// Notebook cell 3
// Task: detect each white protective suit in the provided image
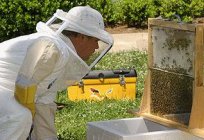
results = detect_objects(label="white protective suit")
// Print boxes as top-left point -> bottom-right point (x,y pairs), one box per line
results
0,6 -> 113,140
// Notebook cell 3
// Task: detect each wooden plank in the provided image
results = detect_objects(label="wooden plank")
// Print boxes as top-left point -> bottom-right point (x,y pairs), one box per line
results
139,72 -> 151,113
139,18 -> 153,114
190,129 -> 204,138
148,18 -> 153,68
189,25 -> 204,129
141,113 -> 188,130
148,18 -> 195,32
189,87 -> 204,129
147,19 -> 153,113
139,19 -> 154,114
141,113 -> 204,138
194,25 -> 204,86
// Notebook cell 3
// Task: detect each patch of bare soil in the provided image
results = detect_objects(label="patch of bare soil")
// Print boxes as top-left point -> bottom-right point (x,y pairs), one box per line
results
106,25 -> 148,34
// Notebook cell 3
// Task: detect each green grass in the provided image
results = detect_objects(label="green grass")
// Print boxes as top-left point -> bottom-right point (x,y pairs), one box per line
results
55,50 -> 147,140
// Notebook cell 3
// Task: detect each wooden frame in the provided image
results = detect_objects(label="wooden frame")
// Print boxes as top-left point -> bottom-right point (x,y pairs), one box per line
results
189,25 -> 204,130
139,18 -> 204,138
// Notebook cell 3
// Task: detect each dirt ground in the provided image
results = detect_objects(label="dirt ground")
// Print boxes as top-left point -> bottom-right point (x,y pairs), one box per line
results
106,25 -> 148,34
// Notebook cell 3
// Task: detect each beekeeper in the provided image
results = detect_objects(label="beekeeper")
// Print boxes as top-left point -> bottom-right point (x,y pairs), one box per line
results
0,6 -> 113,140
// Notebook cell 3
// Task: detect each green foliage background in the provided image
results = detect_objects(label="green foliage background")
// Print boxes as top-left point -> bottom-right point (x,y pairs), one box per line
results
56,50 -> 147,140
0,0 -> 203,42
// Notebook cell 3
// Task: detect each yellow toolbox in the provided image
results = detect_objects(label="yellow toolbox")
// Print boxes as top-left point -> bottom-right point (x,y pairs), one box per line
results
67,69 -> 137,101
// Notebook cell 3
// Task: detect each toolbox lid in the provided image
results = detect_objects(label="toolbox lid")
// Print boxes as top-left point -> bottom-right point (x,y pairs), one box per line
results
83,69 -> 137,79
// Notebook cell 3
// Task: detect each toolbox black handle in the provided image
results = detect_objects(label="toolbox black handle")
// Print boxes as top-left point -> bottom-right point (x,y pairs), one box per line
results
113,69 -> 130,75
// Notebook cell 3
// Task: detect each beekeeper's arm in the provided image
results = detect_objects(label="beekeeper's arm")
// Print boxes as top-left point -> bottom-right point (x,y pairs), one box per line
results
32,40 -> 59,82
15,37 -> 60,116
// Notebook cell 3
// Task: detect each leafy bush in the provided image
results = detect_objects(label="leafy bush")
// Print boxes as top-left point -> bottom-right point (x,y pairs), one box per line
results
87,0 -> 123,26
122,0 -> 157,27
0,0 -> 61,42
159,0 -> 204,22
0,0 -> 122,42
189,0 -> 204,19
59,0 -> 88,12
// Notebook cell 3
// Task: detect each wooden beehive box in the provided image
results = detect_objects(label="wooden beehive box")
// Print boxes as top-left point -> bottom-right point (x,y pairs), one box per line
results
139,18 -> 204,138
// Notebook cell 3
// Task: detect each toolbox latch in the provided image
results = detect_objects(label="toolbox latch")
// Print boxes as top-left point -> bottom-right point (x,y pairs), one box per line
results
78,80 -> 84,93
113,69 -> 129,86
98,73 -> 105,82
119,75 -> 126,86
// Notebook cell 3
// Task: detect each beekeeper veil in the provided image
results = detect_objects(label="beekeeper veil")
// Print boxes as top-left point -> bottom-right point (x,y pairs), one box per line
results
36,6 -> 113,86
